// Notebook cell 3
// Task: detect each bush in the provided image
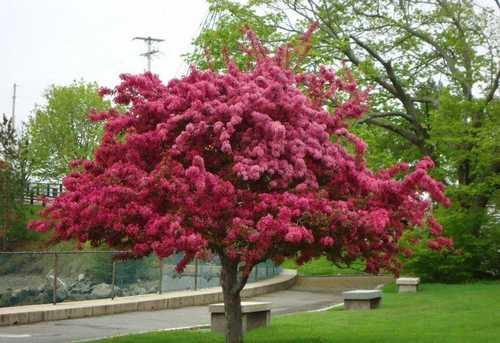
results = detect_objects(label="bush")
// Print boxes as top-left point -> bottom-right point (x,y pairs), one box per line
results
6,205 -> 43,244
0,164 -> 37,249
405,202 -> 500,282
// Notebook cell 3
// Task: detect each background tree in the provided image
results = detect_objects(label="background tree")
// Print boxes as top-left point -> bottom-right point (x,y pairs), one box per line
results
31,32 -> 451,343
189,0 -> 500,281
27,80 -> 111,179
0,114 -> 32,250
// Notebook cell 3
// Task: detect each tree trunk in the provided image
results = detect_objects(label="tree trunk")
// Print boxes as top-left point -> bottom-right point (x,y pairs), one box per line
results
1,233 -> 5,251
220,256 -> 244,343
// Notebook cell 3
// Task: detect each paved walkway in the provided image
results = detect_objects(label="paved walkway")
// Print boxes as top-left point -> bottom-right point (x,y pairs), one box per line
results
0,289 -> 342,343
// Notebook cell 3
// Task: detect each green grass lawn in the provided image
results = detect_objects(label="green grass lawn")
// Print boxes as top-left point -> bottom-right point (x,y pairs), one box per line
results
96,281 -> 500,343
282,257 -> 366,276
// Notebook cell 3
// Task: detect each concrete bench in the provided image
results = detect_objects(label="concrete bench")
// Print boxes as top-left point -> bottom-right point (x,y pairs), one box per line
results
342,290 -> 382,310
208,301 -> 271,334
396,277 -> 420,293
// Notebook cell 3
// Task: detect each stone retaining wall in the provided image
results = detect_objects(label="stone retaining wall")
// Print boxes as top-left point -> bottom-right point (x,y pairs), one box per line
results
294,275 -> 394,293
0,270 -> 297,327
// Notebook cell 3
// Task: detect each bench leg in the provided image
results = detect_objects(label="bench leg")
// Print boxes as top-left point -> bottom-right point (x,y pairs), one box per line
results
211,310 -> 271,334
246,310 -> 270,332
398,285 -> 419,293
211,313 -> 226,334
344,298 -> 381,310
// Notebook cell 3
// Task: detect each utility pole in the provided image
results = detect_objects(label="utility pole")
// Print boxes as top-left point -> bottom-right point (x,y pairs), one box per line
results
11,83 -> 17,128
133,36 -> 164,72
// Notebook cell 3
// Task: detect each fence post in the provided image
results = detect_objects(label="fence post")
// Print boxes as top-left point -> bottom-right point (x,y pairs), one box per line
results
158,257 -> 164,294
30,192 -> 34,205
111,259 -> 116,299
53,253 -> 58,305
46,184 -> 50,197
59,183 -> 63,195
194,259 -> 199,291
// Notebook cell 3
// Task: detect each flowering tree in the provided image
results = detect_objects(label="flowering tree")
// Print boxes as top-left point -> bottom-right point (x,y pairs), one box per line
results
31,28 -> 451,343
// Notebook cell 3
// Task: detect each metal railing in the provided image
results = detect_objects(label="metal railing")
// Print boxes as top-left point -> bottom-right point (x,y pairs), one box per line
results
0,251 -> 281,308
24,182 -> 63,205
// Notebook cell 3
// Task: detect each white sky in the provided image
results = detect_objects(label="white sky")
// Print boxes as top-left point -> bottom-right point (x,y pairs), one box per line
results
0,0 -> 209,129
1,0 -> 497,131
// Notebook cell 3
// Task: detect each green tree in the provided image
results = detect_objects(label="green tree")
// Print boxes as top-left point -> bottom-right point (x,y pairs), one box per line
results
27,81 -> 111,179
0,159 -> 20,250
189,0 -> 500,280
0,114 -> 32,250
190,0 -> 499,159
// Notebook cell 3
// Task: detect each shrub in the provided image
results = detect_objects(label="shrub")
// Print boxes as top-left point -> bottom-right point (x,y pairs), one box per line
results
405,200 -> 500,282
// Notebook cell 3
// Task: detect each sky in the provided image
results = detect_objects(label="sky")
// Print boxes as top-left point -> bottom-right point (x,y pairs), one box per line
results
1,0 -> 497,132
0,0 -> 209,130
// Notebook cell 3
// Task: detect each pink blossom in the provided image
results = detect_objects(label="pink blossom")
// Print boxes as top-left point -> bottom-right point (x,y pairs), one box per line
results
320,236 -> 335,248
29,28 -> 451,275
428,217 -> 444,236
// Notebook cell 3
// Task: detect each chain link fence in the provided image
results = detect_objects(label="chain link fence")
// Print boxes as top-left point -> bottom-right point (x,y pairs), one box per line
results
0,251 -> 281,308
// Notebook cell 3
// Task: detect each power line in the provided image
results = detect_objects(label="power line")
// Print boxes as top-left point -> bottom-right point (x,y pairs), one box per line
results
133,36 -> 164,72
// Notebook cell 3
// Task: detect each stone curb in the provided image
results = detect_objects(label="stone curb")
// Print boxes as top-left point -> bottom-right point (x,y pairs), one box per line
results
0,270 -> 297,327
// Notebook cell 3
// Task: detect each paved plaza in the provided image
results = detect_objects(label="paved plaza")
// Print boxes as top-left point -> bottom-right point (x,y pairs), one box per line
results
0,289 -> 342,343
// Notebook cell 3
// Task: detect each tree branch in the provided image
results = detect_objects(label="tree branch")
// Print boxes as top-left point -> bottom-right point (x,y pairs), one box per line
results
283,1 -> 401,98
358,117 -> 423,148
437,0 -> 474,99
232,265 -> 251,294
349,35 -> 413,105
485,67 -> 500,106
397,27 -> 470,98
358,111 -> 414,124
283,0 -> 432,150
355,8 -> 472,99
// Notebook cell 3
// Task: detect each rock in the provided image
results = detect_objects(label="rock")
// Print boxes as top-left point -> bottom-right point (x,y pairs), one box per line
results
12,287 -> 39,299
18,287 -> 39,300
69,280 -> 93,295
128,284 -> 147,295
45,274 -> 68,294
38,274 -> 68,303
0,290 -> 13,307
55,288 -> 67,302
90,283 -> 113,298
78,273 -> 85,282
113,287 -> 123,297
41,286 -> 67,303
147,285 -> 159,294
1,287 -> 44,307
33,292 -> 50,304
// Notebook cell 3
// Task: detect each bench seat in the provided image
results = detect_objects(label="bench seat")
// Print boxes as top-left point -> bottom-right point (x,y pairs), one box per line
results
342,290 -> 382,310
